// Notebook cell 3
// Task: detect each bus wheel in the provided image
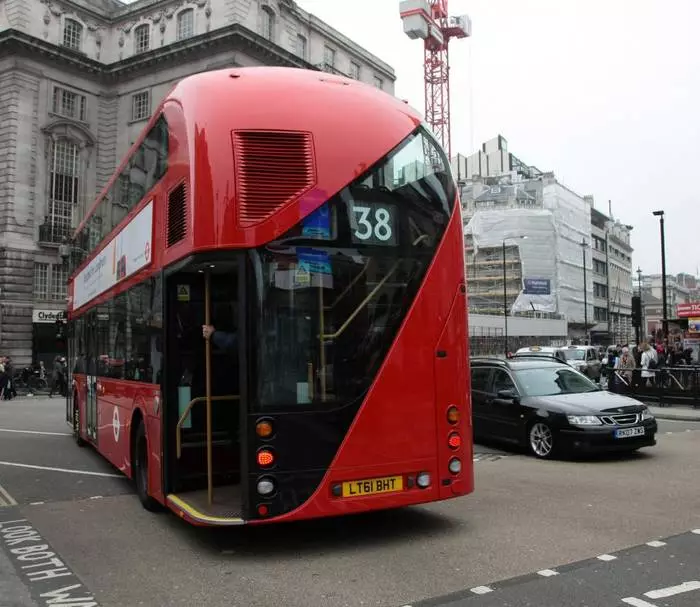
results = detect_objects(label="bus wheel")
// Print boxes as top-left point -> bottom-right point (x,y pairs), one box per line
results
132,422 -> 161,512
73,394 -> 86,448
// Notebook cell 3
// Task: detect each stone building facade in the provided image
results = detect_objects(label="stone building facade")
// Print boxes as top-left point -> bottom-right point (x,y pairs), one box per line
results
0,0 -> 395,366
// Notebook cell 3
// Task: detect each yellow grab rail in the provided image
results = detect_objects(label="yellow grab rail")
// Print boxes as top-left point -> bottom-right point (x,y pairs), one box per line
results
175,395 -> 240,460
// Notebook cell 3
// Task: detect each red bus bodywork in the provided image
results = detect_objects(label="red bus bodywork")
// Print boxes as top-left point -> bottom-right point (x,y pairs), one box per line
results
67,67 -> 473,526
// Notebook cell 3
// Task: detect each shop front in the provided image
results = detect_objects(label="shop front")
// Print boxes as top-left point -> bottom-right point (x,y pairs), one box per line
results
32,309 -> 67,368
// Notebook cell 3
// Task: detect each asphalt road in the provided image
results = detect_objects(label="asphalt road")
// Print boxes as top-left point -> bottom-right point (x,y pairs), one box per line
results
412,530 -> 700,606
0,397 -> 698,607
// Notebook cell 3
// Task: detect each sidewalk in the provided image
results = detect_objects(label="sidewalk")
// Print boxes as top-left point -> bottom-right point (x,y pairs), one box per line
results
646,404 -> 700,422
0,539 -> 37,607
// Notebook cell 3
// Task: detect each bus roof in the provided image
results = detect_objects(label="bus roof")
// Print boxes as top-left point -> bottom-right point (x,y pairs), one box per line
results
74,67 -> 424,242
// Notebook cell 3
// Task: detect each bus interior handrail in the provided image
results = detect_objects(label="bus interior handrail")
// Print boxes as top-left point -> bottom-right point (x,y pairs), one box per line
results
175,395 -> 240,459
320,234 -> 428,341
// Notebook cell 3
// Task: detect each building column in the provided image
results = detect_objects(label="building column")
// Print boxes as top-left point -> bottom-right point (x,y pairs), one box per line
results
0,69 -> 41,365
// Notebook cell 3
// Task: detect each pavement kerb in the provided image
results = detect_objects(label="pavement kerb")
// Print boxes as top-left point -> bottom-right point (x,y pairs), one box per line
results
646,405 -> 700,422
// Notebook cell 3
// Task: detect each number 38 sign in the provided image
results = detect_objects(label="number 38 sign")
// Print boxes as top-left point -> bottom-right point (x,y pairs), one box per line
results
349,202 -> 398,246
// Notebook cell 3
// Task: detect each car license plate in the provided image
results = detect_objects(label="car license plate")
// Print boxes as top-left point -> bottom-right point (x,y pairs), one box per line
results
614,427 -> 645,439
341,475 -> 403,498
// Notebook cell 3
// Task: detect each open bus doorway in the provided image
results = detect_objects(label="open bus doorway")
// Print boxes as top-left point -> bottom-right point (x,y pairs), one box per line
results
164,257 -> 245,522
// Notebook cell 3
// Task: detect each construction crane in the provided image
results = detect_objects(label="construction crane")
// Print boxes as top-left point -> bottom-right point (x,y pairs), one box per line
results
399,0 -> 471,158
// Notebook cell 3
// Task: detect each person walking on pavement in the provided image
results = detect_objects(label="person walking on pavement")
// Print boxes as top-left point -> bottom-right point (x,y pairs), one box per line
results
49,355 -> 64,398
640,342 -> 658,387
615,347 -> 636,390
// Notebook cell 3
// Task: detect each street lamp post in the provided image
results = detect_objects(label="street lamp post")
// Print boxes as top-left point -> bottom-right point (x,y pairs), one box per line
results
636,266 -> 643,344
581,239 -> 589,345
652,210 -> 668,340
502,236 -> 527,356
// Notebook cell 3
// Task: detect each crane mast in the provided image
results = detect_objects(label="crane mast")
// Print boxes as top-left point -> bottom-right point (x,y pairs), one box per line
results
400,0 -> 471,158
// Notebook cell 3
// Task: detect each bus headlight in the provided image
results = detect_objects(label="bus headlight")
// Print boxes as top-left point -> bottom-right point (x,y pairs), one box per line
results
416,472 -> 431,488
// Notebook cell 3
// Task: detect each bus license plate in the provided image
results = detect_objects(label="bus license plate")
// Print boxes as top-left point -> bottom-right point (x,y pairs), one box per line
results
341,475 -> 403,498
615,427 -> 645,439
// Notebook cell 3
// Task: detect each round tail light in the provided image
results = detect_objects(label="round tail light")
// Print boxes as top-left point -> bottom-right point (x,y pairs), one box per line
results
257,449 -> 275,467
448,432 -> 462,450
447,406 -> 460,424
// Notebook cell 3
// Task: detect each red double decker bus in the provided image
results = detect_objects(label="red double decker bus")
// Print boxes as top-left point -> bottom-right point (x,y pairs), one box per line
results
65,66 -> 472,526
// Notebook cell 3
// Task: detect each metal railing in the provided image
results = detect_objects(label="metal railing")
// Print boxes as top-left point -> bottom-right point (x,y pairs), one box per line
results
38,221 -> 72,245
604,365 -> 700,408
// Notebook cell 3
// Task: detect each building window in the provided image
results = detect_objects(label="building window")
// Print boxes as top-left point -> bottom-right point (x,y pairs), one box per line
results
45,139 -> 79,244
373,76 -> 383,89
296,34 -> 307,60
260,6 -> 274,41
63,18 -> 83,51
52,87 -> 86,122
593,259 -> 607,275
134,24 -> 150,54
349,61 -> 360,80
323,46 -> 336,68
177,9 -> 194,41
34,263 -> 49,300
51,265 -> 68,301
594,306 -> 608,322
594,283 -> 608,298
131,91 -> 150,121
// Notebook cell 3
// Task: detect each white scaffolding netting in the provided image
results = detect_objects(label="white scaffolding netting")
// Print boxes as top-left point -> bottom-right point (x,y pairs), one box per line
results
464,179 -> 591,322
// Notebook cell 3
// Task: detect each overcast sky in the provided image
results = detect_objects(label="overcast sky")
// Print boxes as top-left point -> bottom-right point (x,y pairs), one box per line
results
298,0 -> 700,277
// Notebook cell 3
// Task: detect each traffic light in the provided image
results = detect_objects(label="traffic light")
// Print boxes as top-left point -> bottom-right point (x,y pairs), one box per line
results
631,295 -> 642,327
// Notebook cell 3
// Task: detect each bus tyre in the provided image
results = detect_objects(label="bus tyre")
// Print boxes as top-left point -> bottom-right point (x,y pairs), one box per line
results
73,395 -> 86,447
528,421 -> 556,459
133,422 -> 161,512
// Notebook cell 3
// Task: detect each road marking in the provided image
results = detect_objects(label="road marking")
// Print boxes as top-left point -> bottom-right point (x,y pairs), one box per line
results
597,554 -> 617,561
0,484 -> 17,507
0,461 -> 122,478
470,586 -> 493,595
0,517 -> 98,605
537,569 -> 559,577
29,502 -> 45,506
622,598 -> 658,607
0,428 -> 71,437
646,540 -> 666,547
645,581 -> 700,599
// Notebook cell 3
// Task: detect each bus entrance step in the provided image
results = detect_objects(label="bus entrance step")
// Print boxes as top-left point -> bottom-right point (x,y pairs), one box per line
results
167,485 -> 243,524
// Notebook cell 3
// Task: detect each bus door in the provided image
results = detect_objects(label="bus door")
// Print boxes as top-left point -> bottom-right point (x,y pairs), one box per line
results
84,309 -> 99,441
165,259 -> 243,515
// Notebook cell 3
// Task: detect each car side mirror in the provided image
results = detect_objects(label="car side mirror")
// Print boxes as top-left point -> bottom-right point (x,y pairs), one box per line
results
496,389 -> 518,401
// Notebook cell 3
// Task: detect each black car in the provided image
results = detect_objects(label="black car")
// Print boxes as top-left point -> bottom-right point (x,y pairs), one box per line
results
470,357 -> 657,459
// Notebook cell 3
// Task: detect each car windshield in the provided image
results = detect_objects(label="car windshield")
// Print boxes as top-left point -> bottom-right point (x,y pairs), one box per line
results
562,349 -> 585,361
515,366 -> 600,397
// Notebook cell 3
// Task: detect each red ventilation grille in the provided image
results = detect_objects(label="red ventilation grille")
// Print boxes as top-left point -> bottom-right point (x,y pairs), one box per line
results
233,130 -> 316,226
167,181 -> 187,247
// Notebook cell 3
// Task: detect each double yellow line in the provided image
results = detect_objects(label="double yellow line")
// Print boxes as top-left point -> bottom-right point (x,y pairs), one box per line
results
0,483 -> 17,507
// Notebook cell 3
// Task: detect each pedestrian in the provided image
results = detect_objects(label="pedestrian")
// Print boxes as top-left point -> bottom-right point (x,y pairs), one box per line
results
615,347 -> 636,390
640,342 -> 658,387
49,355 -> 64,398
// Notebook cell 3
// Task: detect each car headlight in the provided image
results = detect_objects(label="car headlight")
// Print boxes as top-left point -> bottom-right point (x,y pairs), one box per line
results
641,408 -> 654,421
567,415 -> 602,426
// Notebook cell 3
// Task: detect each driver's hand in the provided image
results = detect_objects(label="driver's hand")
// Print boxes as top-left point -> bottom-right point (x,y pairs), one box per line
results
202,325 -> 215,339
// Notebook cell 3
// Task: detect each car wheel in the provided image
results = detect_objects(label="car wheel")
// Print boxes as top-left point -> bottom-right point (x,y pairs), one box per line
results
528,421 -> 556,459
